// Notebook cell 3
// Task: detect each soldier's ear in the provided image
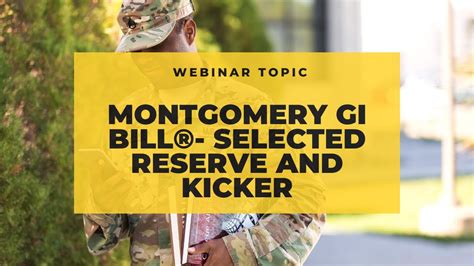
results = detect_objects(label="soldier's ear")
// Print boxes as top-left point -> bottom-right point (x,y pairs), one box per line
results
183,19 -> 196,45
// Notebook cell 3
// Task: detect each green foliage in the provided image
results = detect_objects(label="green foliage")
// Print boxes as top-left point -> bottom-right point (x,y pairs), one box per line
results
0,0 -> 271,264
195,0 -> 272,52
0,0 -> 111,264
196,28 -> 222,52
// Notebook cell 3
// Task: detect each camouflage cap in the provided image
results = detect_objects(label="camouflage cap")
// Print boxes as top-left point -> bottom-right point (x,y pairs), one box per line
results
116,0 -> 195,52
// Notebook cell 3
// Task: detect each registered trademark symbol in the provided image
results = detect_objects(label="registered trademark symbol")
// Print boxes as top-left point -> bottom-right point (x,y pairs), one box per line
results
174,129 -> 194,149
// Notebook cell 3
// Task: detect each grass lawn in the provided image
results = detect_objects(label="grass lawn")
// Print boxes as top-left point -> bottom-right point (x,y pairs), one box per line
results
326,175 -> 474,241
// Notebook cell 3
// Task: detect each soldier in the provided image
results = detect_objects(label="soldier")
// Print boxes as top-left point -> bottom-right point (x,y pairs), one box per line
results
83,0 -> 326,265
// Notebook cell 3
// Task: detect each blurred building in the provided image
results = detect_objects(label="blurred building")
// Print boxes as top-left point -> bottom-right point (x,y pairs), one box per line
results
256,0 -> 474,178
257,0 -> 473,82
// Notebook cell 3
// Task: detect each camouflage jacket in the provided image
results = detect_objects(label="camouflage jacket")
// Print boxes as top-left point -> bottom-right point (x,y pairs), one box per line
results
83,78 -> 326,265
83,213 -> 325,265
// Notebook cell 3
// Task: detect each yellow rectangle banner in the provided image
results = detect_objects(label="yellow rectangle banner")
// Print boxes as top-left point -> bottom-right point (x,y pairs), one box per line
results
74,52 -> 400,213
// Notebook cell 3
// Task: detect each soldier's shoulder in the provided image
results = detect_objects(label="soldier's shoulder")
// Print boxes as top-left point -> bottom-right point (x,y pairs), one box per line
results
124,85 -> 155,102
213,79 -> 271,105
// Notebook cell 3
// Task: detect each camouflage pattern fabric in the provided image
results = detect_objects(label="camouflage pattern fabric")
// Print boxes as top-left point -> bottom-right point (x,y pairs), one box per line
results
84,213 -> 325,265
83,78 -> 326,265
116,0 -> 194,52
222,214 -> 325,266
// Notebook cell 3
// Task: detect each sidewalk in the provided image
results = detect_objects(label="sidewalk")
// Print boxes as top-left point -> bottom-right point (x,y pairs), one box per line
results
306,233 -> 474,265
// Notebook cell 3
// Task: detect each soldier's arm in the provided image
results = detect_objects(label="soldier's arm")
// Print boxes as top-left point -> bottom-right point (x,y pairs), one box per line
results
222,213 -> 325,266
83,214 -> 130,255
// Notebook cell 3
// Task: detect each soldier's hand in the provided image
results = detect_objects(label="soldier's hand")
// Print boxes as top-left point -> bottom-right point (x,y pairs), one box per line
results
188,238 -> 233,266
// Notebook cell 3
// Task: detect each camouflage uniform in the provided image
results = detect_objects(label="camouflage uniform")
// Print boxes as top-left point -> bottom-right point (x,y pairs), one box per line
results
84,79 -> 326,265
84,213 -> 325,265
84,1 -> 326,265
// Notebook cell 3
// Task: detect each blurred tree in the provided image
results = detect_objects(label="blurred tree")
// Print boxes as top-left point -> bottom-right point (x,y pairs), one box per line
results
0,0 -> 271,264
0,0 -> 113,265
194,0 -> 272,52
196,28 -> 222,52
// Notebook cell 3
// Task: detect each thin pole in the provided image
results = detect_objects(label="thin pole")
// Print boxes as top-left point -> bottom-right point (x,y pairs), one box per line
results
440,0 -> 457,206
